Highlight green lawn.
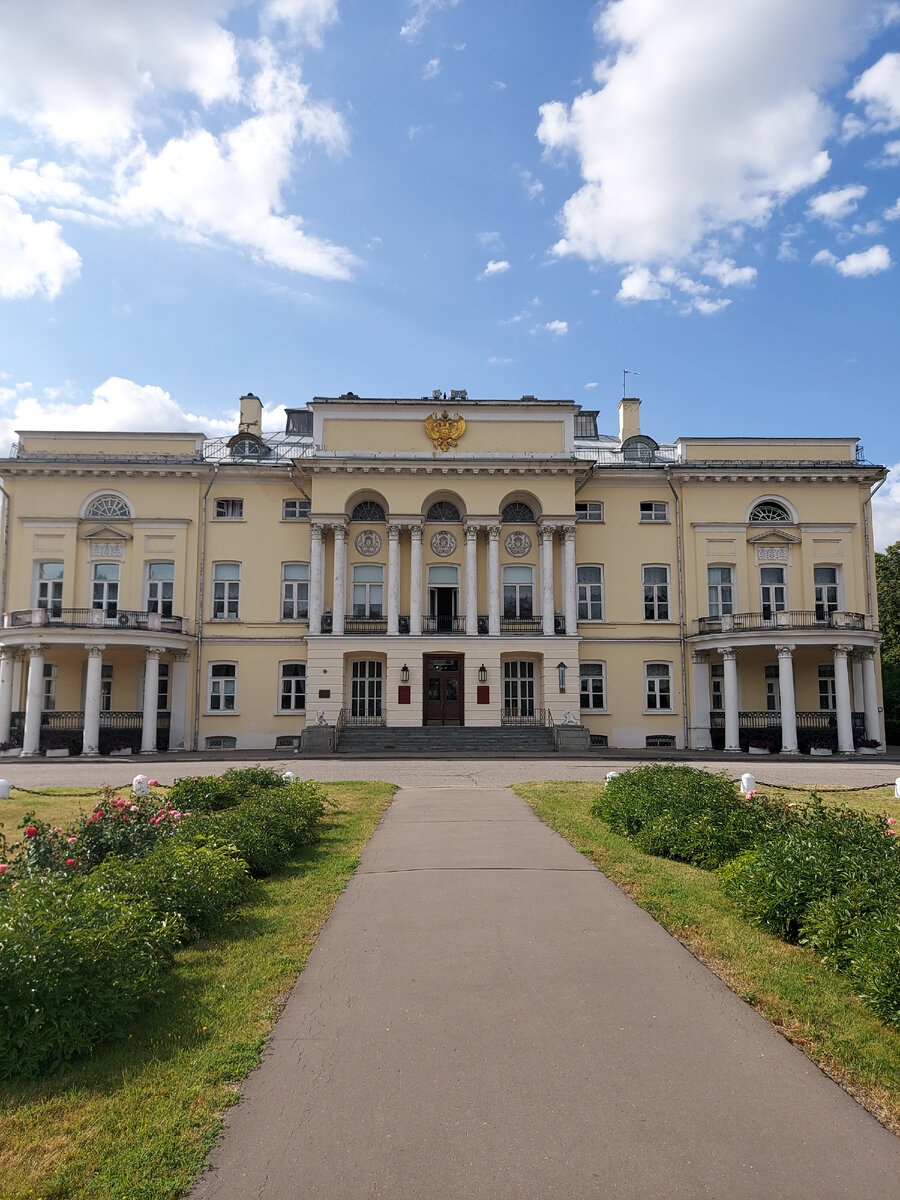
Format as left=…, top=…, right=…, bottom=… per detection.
left=516, top=780, right=900, bottom=1135
left=0, top=781, right=396, bottom=1200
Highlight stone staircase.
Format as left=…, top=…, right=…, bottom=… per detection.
left=335, top=724, right=557, bottom=756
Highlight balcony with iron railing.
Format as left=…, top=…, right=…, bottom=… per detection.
left=3, top=607, right=193, bottom=635
left=694, top=610, right=874, bottom=636
left=321, top=612, right=567, bottom=636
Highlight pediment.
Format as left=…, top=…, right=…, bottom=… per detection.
left=79, top=524, right=133, bottom=541
left=746, top=529, right=800, bottom=545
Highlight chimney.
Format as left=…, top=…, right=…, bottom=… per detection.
left=618, top=397, right=641, bottom=443
left=239, top=393, right=263, bottom=437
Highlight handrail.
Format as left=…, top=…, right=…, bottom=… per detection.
left=3, top=608, right=192, bottom=634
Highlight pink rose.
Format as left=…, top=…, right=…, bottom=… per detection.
left=888, top=817, right=896, bottom=826
left=0, top=863, right=8, bottom=874
left=148, top=779, right=160, bottom=787
left=95, top=810, right=105, bottom=818
left=67, top=836, right=77, bottom=844
left=130, top=805, right=139, bottom=813
left=53, top=826, right=63, bottom=834
left=25, top=826, right=37, bottom=837
left=66, top=858, right=75, bottom=867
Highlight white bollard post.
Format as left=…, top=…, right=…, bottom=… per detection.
left=282, top=770, right=296, bottom=783
left=895, top=778, right=900, bottom=800
left=606, top=771, right=619, bottom=783
left=132, top=774, right=149, bottom=797
left=740, top=772, right=756, bottom=795
left=0, top=779, right=9, bottom=800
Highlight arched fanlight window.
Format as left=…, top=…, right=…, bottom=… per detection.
left=749, top=500, right=791, bottom=523
left=85, top=494, right=131, bottom=520
left=426, top=501, right=461, bottom=521
left=351, top=501, right=386, bottom=522
left=501, top=502, right=535, bottom=524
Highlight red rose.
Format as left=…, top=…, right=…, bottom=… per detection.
left=25, top=826, right=37, bottom=837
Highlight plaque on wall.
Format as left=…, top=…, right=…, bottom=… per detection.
left=318, top=689, right=331, bottom=699
left=430, top=530, right=457, bottom=557
left=504, top=531, right=531, bottom=557
left=355, top=530, right=382, bottom=556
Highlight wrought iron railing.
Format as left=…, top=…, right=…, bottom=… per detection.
left=4, top=608, right=191, bottom=634
left=7, top=710, right=170, bottom=754
left=500, top=617, right=543, bottom=635
left=708, top=710, right=865, bottom=752
left=423, top=615, right=465, bottom=634
left=501, top=706, right=546, bottom=726
left=343, top=617, right=388, bottom=635
left=695, top=610, right=872, bottom=635
left=338, top=707, right=387, bottom=727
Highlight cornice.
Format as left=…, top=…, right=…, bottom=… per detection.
left=1, top=464, right=209, bottom=479
left=299, top=455, right=584, bottom=478
left=671, top=465, right=885, bottom=484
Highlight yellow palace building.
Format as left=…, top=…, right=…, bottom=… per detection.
left=0, top=390, right=886, bottom=757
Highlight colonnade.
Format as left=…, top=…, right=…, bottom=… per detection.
left=307, top=521, right=579, bottom=637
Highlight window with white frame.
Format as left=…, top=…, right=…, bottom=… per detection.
left=157, top=662, right=169, bottom=711
left=814, top=566, right=839, bottom=621
left=209, top=663, right=236, bottom=711
left=577, top=565, right=603, bottom=620
left=351, top=660, right=382, bottom=717
left=575, top=501, right=603, bottom=522
left=765, top=664, right=780, bottom=712
left=749, top=500, right=791, bottom=523
left=85, top=493, right=130, bottom=520
left=279, top=663, right=306, bottom=711
left=639, top=501, right=668, bottom=523
left=212, top=562, right=240, bottom=619
left=818, top=664, right=836, bottom=711
left=645, top=662, right=672, bottom=710
left=642, top=565, right=670, bottom=620
left=282, top=563, right=310, bottom=620
left=580, top=663, right=605, bottom=710
left=42, top=663, right=57, bottom=711
left=502, top=565, right=534, bottom=618
left=91, top=562, right=119, bottom=617
left=35, top=561, right=63, bottom=617
left=101, top=664, right=113, bottom=712
left=759, top=566, right=786, bottom=621
left=352, top=564, right=383, bottom=618
left=503, top=660, right=536, bottom=716
left=146, top=562, right=174, bottom=618
left=214, top=498, right=244, bottom=520
left=707, top=566, right=733, bottom=617
left=710, top=663, right=724, bottom=711
left=283, top=498, right=310, bottom=520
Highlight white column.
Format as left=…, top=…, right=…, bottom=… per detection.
left=82, top=644, right=104, bottom=756
left=387, top=525, right=401, bottom=635
left=689, top=650, right=712, bottom=750
left=719, top=647, right=740, bottom=752
left=833, top=645, right=854, bottom=753
left=562, top=525, right=577, bottom=636
left=540, top=525, right=555, bottom=636
left=409, top=525, right=423, bottom=635
left=21, top=643, right=44, bottom=756
left=487, top=526, right=500, bottom=636
left=0, top=650, right=15, bottom=744
left=851, top=653, right=864, bottom=713
left=308, top=523, right=324, bottom=635
left=332, top=524, right=347, bottom=636
left=141, top=647, right=161, bottom=754
left=465, top=526, right=478, bottom=636
left=861, top=649, right=880, bottom=742
left=776, top=644, right=799, bottom=754
left=169, top=651, right=189, bottom=751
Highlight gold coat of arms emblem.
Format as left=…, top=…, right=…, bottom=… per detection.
left=425, top=410, right=466, bottom=452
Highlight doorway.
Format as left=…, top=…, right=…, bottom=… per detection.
left=423, top=655, right=464, bottom=725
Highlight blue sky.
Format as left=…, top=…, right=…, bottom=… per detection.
left=1, top=0, right=900, bottom=544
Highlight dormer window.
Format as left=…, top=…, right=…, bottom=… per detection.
left=228, top=432, right=270, bottom=460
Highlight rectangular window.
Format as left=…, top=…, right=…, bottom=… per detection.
left=707, top=566, right=733, bottom=617
left=577, top=565, right=603, bottom=621
left=283, top=498, right=310, bottom=520
left=352, top=564, right=384, bottom=618
left=158, top=662, right=170, bottom=711
left=765, top=663, right=780, bottom=712
left=212, top=562, right=240, bottom=620
left=760, top=566, right=786, bottom=621
left=575, top=502, right=603, bottom=522
left=146, top=562, right=174, bottom=618
left=639, top=501, right=668, bottom=523
left=646, top=663, right=672, bottom=710
left=814, top=566, right=839, bottom=621
left=209, top=663, right=236, bottom=711
left=91, top=562, right=119, bottom=617
left=351, top=660, right=382, bottom=717
left=503, top=660, right=535, bottom=717
left=279, top=663, right=307, bottom=711
left=643, top=565, right=670, bottom=621
left=580, top=663, right=605, bottom=710
left=502, top=565, right=533, bottom=619
left=42, top=663, right=57, bottom=712
left=818, top=664, right=836, bottom=711
left=282, top=563, right=310, bottom=620
left=214, top=498, right=243, bottom=520
left=710, top=663, right=724, bottom=711
left=101, top=664, right=113, bottom=713
left=36, top=561, right=64, bottom=617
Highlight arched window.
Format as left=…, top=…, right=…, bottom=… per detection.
left=501, top=502, right=535, bottom=523
left=85, top=494, right=131, bottom=520
left=426, top=501, right=461, bottom=522
left=351, top=501, right=386, bottom=522
left=749, top=500, right=791, bottom=523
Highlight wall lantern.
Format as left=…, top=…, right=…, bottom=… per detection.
left=400, top=663, right=410, bottom=683
left=557, top=662, right=567, bottom=692
left=478, top=663, right=487, bottom=683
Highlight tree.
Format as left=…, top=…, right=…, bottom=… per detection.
left=875, top=542, right=900, bottom=743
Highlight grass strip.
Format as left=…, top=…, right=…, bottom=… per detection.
left=516, top=781, right=900, bottom=1134
left=0, top=780, right=396, bottom=1200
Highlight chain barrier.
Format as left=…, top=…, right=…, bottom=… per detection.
left=755, top=779, right=897, bottom=793
left=7, top=783, right=155, bottom=797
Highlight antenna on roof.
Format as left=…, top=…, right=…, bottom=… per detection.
left=623, top=369, right=641, bottom=397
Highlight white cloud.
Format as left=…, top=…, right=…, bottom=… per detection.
left=422, top=58, right=441, bottom=80
left=477, top=231, right=503, bottom=249
left=263, top=0, right=339, bottom=46
left=541, top=320, right=568, bottom=336
left=584, top=381, right=598, bottom=389
left=617, top=266, right=669, bottom=303
left=498, top=310, right=530, bottom=325
left=480, top=259, right=510, bottom=278
left=813, top=243, right=892, bottom=275
left=0, top=196, right=81, bottom=299
left=848, top=52, right=900, bottom=130
left=536, top=0, right=870, bottom=271
left=400, top=0, right=461, bottom=40
left=487, top=355, right=514, bottom=365
left=807, top=183, right=868, bottom=221
left=885, top=197, right=900, bottom=219
left=693, top=296, right=732, bottom=314
left=701, top=257, right=757, bottom=286
left=873, top=463, right=900, bottom=550
left=520, top=169, right=544, bottom=200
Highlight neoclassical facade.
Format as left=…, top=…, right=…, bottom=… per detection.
left=0, top=391, right=886, bottom=754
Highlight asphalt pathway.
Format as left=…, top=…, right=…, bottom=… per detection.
left=190, top=787, right=900, bottom=1200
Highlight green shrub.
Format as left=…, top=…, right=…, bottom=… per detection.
left=220, top=765, right=289, bottom=789
left=166, top=766, right=294, bottom=814
left=0, top=874, right=183, bottom=1078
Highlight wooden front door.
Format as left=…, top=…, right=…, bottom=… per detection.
left=423, top=655, right=463, bottom=726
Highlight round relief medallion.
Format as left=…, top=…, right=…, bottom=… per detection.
left=505, top=530, right=532, bottom=557
left=430, top=530, right=457, bottom=557
left=355, top=530, right=382, bottom=557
